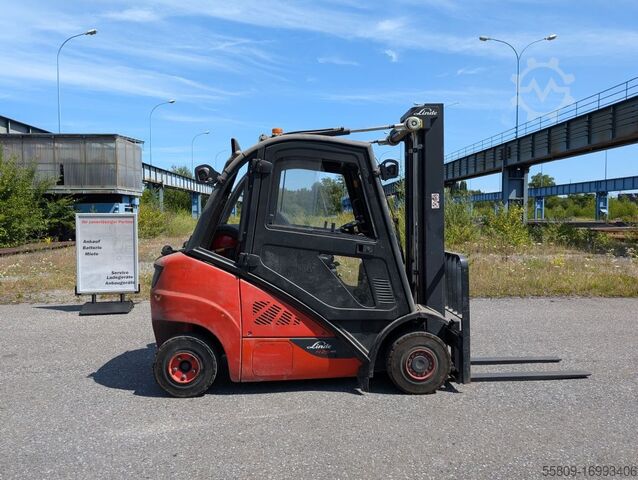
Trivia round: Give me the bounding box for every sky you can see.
[1,0,637,193]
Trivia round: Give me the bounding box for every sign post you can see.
[75,213,139,315]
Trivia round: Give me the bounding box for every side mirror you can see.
[379,159,399,180]
[194,164,220,184]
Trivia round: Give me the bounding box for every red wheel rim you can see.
[403,347,437,381]
[167,352,201,384]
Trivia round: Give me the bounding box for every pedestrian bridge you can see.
[444,77,638,185]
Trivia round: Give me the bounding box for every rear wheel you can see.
[154,335,218,398]
[386,332,450,394]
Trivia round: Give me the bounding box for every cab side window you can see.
[270,158,374,238]
[208,165,247,260]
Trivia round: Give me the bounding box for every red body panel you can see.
[239,279,331,338]
[151,253,243,381]
[241,338,360,382]
[239,279,361,381]
[151,254,361,384]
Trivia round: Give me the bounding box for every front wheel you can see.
[386,332,451,394]
[154,335,218,398]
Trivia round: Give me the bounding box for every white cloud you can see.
[321,86,507,110]
[384,49,399,63]
[157,113,256,127]
[0,50,249,104]
[375,19,405,33]
[317,56,359,66]
[129,0,638,61]
[456,66,486,75]
[103,8,162,23]
[128,0,478,55]
[158,114,214,123]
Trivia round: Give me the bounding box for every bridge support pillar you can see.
[191,192,202,218]
[158,185,164,212]
[595,191,608,220]
[534,197,545,220]
[501,166,529,221]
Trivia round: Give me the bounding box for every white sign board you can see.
[75,213,139,294]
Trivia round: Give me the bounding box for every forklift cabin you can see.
[150,104,589,397]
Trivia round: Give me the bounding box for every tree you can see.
[319,177,346,214]
[529,172,555,188]
[163,165,193,212]
[171,165,193,179]
[450,180,469,198]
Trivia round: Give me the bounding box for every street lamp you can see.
[148,99,176,166]
[191,130,210,174]
[479,34,557,137]
[57,29,98,133]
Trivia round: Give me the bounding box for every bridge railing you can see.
[445,76,638,163]
[142,162,213,195]
[469,175,638,202]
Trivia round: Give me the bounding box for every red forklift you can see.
[150,104,589,397]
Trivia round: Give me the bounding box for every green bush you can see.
[164,188,192,212]
[529,221,616,253]
[138,189,196,239]
[609,197,638,221]
[138,204,167,238]
[445,194,478,247]
[41,195,76,241]
[165,211,196,237]
[0,153,74,247]
[140,188,159,208]
[483,205,530,247]
[0,155,44,246]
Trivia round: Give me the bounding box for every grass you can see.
[460,242,638,297]
[1,233,637,304]
[138,205,197,239]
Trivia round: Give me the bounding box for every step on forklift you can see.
[150,104,590,397]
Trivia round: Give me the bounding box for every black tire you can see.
[154,335,218,398]
[386,332,451,394]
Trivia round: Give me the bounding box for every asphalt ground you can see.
[1,298,636,479]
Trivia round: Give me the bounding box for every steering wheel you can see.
[338,218,362,235]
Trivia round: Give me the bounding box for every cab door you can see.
[245,140,410,339]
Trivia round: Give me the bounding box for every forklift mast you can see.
[401,104,445,313]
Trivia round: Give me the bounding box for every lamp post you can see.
[191,130,210,174]
[57,29,97,133]
[148,99,175,166]
[479,34,557,137]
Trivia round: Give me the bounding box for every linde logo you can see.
[307,340,332,350]
[414,107,438,116]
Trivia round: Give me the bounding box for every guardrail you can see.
[445,76,638,163]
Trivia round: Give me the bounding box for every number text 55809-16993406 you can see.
[542,465,638,477]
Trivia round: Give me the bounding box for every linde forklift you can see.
[150,104,590,397]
